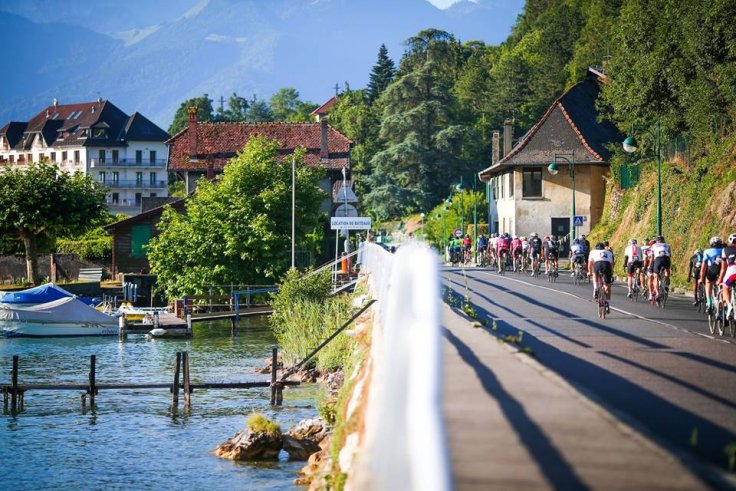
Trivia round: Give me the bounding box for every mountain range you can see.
[0,0,523,128]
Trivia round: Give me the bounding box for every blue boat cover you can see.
[0,283,96,305]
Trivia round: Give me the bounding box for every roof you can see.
[0,122,28,148]
[103,198,186,231]
[1,100,169,151]
[167,122,352,171]
[310,96,338,116]
[479,74,623,180]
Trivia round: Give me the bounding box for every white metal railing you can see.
[352,242,450,491]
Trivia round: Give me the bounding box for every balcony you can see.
[105,199,142,215]
[100,180,168,189]
[91,158,167,168]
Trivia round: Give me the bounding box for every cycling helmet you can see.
[728,233,736,245]
[694,248,702,254]
[531,232,538,238]
[548,235,555,241]
[710,236,723,247]
[656,236,664,243]
[628,239,637,245]
[728,254,736,265]
[513,235,519,240]
[573,238,580,245]
[604,241,610,247]
[581,234,586,239]
[595,242,605,250]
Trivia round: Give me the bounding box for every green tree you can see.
[217,92,249,122]
[366,44,396,103]
[247,95,274,122]
[0,163,107,284]
[168,94,216,134]
[270,88,300,121]
[147,137,326,298]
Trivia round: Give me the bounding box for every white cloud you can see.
[205,34,248,44]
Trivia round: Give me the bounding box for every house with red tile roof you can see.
[478,69,623,249]
[310,95,338,122]
[167,109,352,213]
[0,99,170,215]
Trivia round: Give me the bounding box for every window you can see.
[522,168,543,197]
[135,192,142,205]
[9,155,14,163]
[150,193,157,198]
[136,172,143,186]
[50,152,56,162]
[112,192,119,204]
[149,172,157,186]
[61,151,67,162]
[112,150,119,163]
[93,128,106,138]
[131,225,151,257]
[27,153,32,163]
[135,150,142,164]
[149,150,156,164]
[499,173,505,199]
[112,171,119,185]
[74,150,80,163]
[99,172,106,184]
[508,171,514,198]
[99,150,106,163]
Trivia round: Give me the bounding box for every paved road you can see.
[442,266,736,486]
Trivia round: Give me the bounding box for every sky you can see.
[427,0,471,8]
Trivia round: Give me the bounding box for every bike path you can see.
[443,266,736,487]
[442,303,708,490]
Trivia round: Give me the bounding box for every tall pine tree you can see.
[366,44,396,103]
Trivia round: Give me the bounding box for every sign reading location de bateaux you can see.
[331,217,372,230]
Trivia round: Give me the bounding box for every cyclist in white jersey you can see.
[651,236,671,300]
[588,242,614,306]
[623,239,643,298]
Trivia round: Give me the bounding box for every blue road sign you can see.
[573,216,584,227]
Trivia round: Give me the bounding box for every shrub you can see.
[247,413,281,436]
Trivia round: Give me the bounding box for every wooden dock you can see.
[2,349,298,413]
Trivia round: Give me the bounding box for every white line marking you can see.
[446,268,735,345]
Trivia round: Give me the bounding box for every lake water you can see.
[0,317,322,490]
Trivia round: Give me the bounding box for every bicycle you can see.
[546,257,558,283]
[695,281,706,313]
[497,251,507,275]
[573,261,585,285]
[595,282,609,319]
[707,284,725,336]
[531,257,541,279]
[630,272,642,302]
[725,286,736,338]
[513,254,523,273]
[654,270,669,308]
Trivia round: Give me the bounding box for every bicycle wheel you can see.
[707,302,717,334]
[716,302,725,336]
[729,311,736,338]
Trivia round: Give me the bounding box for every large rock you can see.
[213,428,282,461]
[282,418,330,461]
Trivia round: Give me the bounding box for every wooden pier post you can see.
[182,351,191,410]
[186,314,192,337]
[118,315,127,340]
[11,355,19,411]
[88,355,97,407]
[18,390,24,411]
[2,386,8,413]
[270,348,278,406]
[172,352,181,411]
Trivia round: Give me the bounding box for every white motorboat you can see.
[0,296,119,337]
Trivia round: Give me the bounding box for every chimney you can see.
[503,119,513,157]
[52,98,58,107]
[492,130,500,164]
[206,159,214,180]
[320,118,329,160]
[188,107,198,159]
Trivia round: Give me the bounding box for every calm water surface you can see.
[0,317,322,490]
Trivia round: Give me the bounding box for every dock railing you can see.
[352,242,450,491]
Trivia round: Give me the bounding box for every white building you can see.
[0,99,170,215]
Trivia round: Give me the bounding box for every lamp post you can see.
[291,154,295,269]
[455,178,464,236]
[623,120,662,236]
[420,213,425,238]
[472,174,478,264]
[547,152,576,244]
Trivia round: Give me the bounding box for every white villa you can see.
[0,99,170,215]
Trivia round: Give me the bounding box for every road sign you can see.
[573,216,584,227]
[330,216,372,230]
[454,229,462,238]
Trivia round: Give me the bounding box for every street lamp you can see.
[455,178,464,238]
[547,152,576,243]
[623,120,662,236]
[291,154,296,269]
[472,174,478,264]
[420,212,425,238]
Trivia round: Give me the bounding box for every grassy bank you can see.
[589,136,736,288]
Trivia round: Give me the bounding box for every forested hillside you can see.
[330,0,736,226]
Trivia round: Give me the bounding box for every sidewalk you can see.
[442,303,708,490]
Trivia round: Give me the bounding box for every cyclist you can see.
[463,234,472,263]
[489,233,498,268]
[511,235,523,270]
[543,235,559,276]
[686,248,704,306]
[723,253,736,319]
[477,234,488,265]
[497,233,511,270]
[651,236,671,300]
[588,242,614,307]
[623,239,643,299]
[529,233,543,276]
[642,239,655,300]
[569,238,586,277]
[720,233,736,306]
[700,236,723,311]
[580,234,591,259]
[521,236,530,270]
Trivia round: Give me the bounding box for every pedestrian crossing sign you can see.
[573,216,584,227]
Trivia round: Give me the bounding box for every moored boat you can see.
[0,283,99,307]
[0,297,118,337]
